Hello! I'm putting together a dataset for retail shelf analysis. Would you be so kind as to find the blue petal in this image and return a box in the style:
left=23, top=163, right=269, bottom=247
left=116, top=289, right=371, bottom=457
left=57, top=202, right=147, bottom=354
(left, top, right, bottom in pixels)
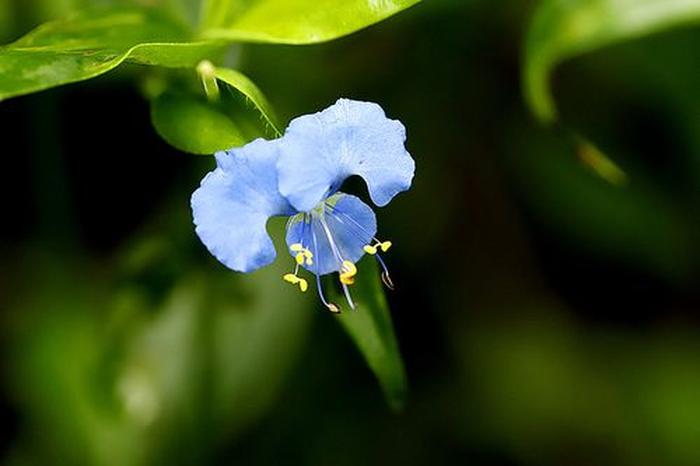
left=285, top=193, right=377, bottom=276
left=191, top=138, right=295, bottom=273
left=277, top=98, right=415, bottom=212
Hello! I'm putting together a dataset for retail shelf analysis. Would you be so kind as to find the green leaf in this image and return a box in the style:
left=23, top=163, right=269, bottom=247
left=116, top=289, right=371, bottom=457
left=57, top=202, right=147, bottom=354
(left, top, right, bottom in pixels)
left=156, top=0, right=202, bottom=29
left=0, top=7, right=224, bottom=100
left=151, top=91, right=246, bottom=155
left=214, top=66, right=282, bottom=136
left=209, top=248, right=312, bottom=436
left=6, top=218, right=313, bottom=464
left=523, top=0, right=700, bottom=123
left=202, top=0, right=422, bottom=44
left=151, top=66, right=280, bottom=154
left=151, top=64, right=282, bottom=154
left=334, top=259, right=408, bottom=411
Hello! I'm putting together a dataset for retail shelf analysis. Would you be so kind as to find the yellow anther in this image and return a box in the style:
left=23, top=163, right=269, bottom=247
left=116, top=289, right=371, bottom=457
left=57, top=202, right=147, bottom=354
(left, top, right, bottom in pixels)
left=339, top=260, right=357, bottom=285
left=364, top=240, right=392, bottom=254
left=340, top=275, right=355, bottom=285
left=298, top=278, right=308, bottom=292
left=341, top=260, right=357, bottom=274
left=283, top=273, right=308, bottom=292
left=291, top=244, right=314, bottom=266
left=302, top=249, right=313, bottom=265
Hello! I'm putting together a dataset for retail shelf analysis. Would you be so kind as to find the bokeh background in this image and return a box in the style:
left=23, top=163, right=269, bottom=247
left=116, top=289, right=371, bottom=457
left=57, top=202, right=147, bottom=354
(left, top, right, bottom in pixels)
left=2, top=0, right=700, bottom=465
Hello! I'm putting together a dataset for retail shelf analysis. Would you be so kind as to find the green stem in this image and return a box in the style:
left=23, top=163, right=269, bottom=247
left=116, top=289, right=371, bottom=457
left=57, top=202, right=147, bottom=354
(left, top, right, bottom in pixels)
left=197, top=60, right=221, bottom=101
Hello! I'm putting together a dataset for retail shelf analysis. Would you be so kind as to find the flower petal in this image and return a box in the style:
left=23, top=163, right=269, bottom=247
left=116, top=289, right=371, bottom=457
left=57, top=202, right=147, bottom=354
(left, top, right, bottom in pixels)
left=191, top=138, right=294, bottom=273
left=286, top=193, right=377, bottom=276
left=277, top=98, right=415, bottom=212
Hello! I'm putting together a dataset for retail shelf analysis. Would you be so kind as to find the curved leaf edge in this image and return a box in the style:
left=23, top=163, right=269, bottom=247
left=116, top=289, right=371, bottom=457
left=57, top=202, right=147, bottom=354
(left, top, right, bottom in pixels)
left=213, top=66, right=282, bottom=136
left=199, top=0, right=423, bottom=45
left=0, top=40, right=226, bottom=101
left=523, top=0, right=700, bottom=124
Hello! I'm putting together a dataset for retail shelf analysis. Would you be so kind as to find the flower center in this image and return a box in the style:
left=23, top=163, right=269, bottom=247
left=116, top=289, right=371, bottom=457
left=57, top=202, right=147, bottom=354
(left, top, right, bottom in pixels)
left=281, top=197, right=395, bottom=312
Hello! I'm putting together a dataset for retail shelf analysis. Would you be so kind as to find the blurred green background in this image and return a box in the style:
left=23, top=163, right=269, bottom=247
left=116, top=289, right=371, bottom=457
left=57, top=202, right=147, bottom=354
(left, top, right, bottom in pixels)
left=2, top=0, right=700, bottom=465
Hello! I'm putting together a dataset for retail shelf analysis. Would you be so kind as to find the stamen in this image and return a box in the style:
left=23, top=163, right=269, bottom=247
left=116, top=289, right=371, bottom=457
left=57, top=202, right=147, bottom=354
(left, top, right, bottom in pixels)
left=325, top=203, right=392, bottom=256
left=282, top=264, right=308, bottom=293
left=363, top=240, right=391, bottom=254
left=289, top=241, right=314, bottom=266
left=340, top=260, right=357, bottom=285
left=299, top=279, right=308, bottom=292
left=300, top=217, right=314, bottom=266
left=381, top=271, right=395, bottom=290
left=374, top=249, right=395, bottom=291
left=311, top=226, right=341, bottom=313
left=363, top=244, right=378, bottom=255
left=325, top=203, right=396, bottom=291
left=340, top=280, right=356, bottom=309
left=326, top=301, right=340, bottom=313
left=318, top=214, right=356, bottom=310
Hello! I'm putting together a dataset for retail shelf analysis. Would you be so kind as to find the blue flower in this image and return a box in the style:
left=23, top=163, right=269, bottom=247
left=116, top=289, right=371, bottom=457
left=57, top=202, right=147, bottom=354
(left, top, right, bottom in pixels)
left=191, top=99, right=415, bottom=312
